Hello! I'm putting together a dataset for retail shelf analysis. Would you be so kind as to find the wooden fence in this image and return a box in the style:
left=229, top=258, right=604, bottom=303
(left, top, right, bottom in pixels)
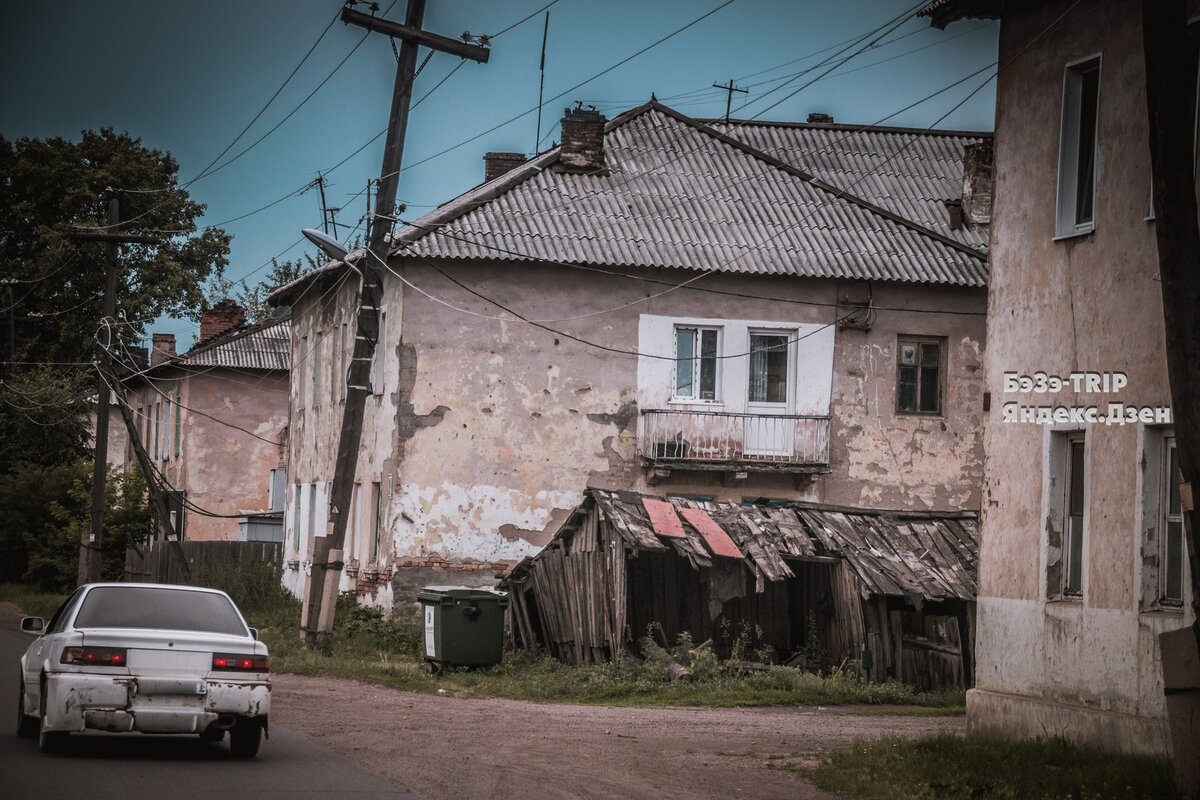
left=124, top=540, right=282, bottom=585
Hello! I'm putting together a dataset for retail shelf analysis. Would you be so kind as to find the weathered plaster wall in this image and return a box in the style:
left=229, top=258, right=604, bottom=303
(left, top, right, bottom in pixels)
left=281, top=250, right=985, bottom=613
left=970, top=0, right=1193, bottom=754
left=133, top=368, right=287, bottom=542
left=821, top=282, right=986, bottom=511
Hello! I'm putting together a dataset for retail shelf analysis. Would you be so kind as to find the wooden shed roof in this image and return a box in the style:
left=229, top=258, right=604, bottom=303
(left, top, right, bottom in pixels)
left=510, top=489, right=978, bottom=604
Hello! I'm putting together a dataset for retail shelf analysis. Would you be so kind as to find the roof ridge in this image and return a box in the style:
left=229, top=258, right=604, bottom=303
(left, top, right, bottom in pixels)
left=648, top=101, right=985, bottom=261
left=387, top=100, right=661, bottom=256
left=185, top=313, right=289, bottom=358
left=707, top=117, right=993, bottom=139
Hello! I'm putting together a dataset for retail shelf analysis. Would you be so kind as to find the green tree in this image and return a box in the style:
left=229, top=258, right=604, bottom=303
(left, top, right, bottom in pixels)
left=0, top=364, right=93, bottom=470
left=0, top=459, right=152, bottom=590
left=0, top=128, right=230, bottom=367
left=205, top=252, right=315, bottom=324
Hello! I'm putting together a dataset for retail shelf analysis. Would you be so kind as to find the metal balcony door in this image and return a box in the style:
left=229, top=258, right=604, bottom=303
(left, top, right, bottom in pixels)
left=745, top=333, right=791, bottom=457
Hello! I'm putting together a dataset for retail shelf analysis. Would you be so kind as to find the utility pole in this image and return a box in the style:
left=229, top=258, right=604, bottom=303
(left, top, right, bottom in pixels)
left=712, top=79, right=747, bottom=124
left=534, top=11, right=550, bottom=153
left=301, top=0, right=489, bottom=643
left=68, top=197, right=160, bottom=586
left=1, top=278, right=14, bottom=379
left=99, top=356, right=191, bottom=579
left=304, top=173, right=342, bottom=238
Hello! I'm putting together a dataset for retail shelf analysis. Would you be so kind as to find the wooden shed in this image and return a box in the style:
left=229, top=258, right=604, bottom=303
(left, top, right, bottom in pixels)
left=502, top=489, right=979, bottom=690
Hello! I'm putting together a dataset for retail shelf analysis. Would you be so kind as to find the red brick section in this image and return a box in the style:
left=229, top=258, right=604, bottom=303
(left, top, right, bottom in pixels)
left=355, top=557, right=514, bottom=594
left=150, top=333, right=176, bottom=366
left=559, top=107, right=606, bottom=172
left=483, top=151, right=526, bottom=183
left=199, top=299, right=246, bottom=342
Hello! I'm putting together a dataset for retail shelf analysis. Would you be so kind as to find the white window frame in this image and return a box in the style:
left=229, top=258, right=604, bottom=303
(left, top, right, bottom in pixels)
left=372, top=308, right=387, bottom=397
left=313, top=330, right=323, bottom=408
left=370, top=480, right=383, bottom=562
left=268, top=468, right=286, bottom=513
left=173, top=393, right=182, bottom=458
left=292, top=486, right=302, bottom=552
left=298, top=335, right=308, bottom=410
left=747, top=329, right=794, bottom=409
left=1160, top=435, right=1185, bottom=605
left=671, top=326, right=721, bottom=403
left=1045, top=428, right=1089, bottom=602
left=1055, top=53, right=1102, bottom=239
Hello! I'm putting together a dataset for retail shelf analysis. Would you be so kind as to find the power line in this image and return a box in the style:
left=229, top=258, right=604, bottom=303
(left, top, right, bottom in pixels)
left=490, top=0, right=562, bottom=39
left=362, top=0, right=739, bottom=193
left=395, top=246, right=850, bottom=362
left=80, top=2, right=400, bottom=233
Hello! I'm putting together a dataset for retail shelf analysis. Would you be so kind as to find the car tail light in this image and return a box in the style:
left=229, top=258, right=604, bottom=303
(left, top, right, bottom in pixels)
left=211, top=653, right=269, bottom=673
left=61, top=646, right=127, bottom=666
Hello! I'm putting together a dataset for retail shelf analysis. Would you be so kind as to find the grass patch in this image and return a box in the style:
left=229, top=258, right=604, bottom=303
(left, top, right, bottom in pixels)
left=257, top=596, right=964, bottom=709
left=809, top=733, right=1175, bottom=800
left=0, top=581, right=964, bottom=711
left=0, top=584, right=67, bottom=619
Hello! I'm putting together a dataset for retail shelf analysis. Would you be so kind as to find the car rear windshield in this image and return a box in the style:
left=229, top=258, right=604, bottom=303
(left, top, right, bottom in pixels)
left=73, top=587, right=248, bottom=636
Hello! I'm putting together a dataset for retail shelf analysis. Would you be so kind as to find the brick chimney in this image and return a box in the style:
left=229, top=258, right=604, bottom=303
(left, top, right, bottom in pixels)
left=150, top=333, right=176, bottom=366
left=961, top=141, right=994, bottom=226
left=200, top=299, right=246, bottom=342
left=807, top=112, right=834, bottom=124
left=560, top=106, right=607, bottom=172
left=484, top=151, right=526, bottom=182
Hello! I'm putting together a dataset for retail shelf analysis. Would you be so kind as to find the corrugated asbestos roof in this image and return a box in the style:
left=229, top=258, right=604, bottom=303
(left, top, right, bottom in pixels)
left=175, top=316, right=291, bottom=371
left=515, top=489, right=978, bottom=603
left=390, top=102, right=987, bottom=287
left=711, top=120, right=990, bottom=252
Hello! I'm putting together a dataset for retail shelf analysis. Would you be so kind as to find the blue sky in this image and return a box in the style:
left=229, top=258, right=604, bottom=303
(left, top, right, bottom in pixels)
left=1, top=0, right=997, bottom=346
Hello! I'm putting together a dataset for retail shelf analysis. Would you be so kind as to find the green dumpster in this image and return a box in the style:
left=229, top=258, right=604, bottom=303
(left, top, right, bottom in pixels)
left=417, top=586, right=508, bottom=668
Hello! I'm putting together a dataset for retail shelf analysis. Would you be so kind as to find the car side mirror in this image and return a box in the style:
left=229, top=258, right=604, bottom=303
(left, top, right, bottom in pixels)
left=20, top=617, right=44, bottom=635
left=249, top=627, right=259, bottom=640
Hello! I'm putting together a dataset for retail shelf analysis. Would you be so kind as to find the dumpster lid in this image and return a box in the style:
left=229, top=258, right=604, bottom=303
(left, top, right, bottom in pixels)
left=417, top=585, right=507, bottom=601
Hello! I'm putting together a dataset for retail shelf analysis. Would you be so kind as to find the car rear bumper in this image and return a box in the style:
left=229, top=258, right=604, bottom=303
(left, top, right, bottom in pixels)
left=42, top=672, right=270, bottom=734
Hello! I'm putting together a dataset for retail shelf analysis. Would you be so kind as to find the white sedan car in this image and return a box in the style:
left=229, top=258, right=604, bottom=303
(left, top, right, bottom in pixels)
left=16, top=582, right=270, bottom=757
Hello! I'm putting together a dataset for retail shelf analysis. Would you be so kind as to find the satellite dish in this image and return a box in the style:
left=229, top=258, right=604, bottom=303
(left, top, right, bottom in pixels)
left=301, top=228, right=348, bottom=262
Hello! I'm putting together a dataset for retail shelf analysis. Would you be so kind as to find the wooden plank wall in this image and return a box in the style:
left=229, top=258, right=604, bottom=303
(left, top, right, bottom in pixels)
left=123, top=540, right=282, bottom=585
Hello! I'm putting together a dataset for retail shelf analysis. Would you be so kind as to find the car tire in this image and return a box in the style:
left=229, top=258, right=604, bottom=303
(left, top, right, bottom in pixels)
left=37, top=682, right=67, bottom=755
left=199, top=725, right=225, bottom=742
left=229, top=718, right=261, bottom=759
left=16, top=676, right=38, bottom=739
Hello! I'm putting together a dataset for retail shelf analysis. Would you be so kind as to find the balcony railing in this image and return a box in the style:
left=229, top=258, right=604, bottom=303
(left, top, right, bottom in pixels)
left=638, top=408, right=831, bottom=470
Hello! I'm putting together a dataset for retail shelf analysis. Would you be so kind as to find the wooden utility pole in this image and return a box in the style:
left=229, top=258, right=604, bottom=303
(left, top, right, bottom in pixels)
left=301, top=0, right=489, bottom=642
left=69, top=197, right=159, bottom=586
left=712, top=79, right=747, bottom=123
left=98, top=357, right=190, bottom=579
left=304, top=172, right=341, bottom=238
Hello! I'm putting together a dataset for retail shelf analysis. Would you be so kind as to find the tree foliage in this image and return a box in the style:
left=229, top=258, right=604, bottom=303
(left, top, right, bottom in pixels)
left=0, top=364, right=93, bottom=470
left=0, top=128, right=230, bottom=366
left=0, top=129, right=222, bottom=587
left=0, top=459, right=151, bottom=590
left=205, top=252, right=315, bottom=324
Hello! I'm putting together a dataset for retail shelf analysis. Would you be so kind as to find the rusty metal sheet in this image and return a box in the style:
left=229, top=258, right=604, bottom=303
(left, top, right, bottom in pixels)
left=679, top=507, right=743, bottom=559
left=641, top=497, right=686, bottom=539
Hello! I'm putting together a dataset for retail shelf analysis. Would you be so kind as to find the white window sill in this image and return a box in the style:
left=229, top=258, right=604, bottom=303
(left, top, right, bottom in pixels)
left=1139, top=604, right=1186, bottom=616
left=668, top=399, right=723, bottom=407
left=1052, top=225, right=1095, bottom=242
left=1046, top=595, right=1084, bottom=605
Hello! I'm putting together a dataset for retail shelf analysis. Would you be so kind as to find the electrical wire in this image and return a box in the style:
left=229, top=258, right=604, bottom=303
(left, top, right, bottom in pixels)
left=79, top=2, right=400, bottom=232
left=489, top=0, right=562, bottom=39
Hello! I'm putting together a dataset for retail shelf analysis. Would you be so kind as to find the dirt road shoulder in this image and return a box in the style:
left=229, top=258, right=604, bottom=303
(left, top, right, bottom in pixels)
left=272, top=673, right=964, bottom=800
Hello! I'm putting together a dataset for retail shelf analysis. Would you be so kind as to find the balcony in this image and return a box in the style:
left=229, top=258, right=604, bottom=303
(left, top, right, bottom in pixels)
left=638, top=408, right=831, bottom=480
